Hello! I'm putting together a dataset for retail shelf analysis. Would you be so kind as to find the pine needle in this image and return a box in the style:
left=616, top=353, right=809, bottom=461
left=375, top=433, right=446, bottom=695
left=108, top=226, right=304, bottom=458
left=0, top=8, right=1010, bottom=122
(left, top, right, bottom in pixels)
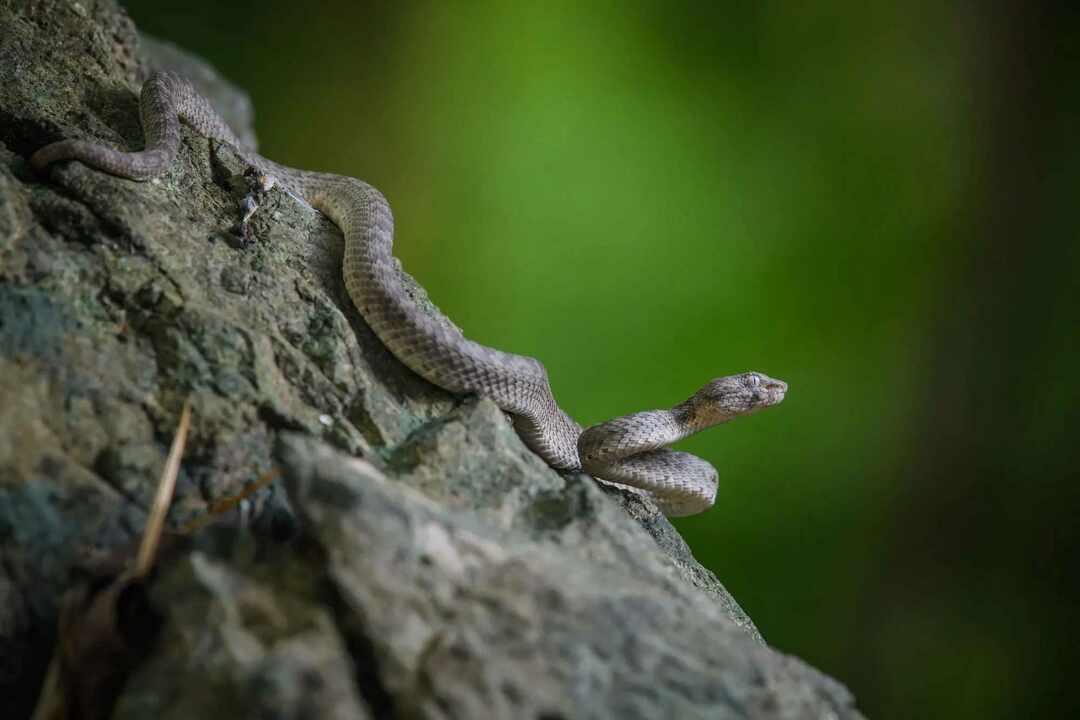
left=134, top=399, right=191, bottom=577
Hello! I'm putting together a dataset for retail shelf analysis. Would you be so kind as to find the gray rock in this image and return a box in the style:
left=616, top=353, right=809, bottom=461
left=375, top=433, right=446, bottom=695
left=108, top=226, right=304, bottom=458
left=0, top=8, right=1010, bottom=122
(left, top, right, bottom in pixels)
left=0, top=1, right=863, bottom=717
left=113, top=532, right=373, bottom=720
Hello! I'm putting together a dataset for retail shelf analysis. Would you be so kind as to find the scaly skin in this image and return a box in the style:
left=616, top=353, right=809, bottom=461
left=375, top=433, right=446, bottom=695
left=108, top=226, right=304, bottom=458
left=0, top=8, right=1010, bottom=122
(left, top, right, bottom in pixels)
left=32, top=71, right=787, bottom=516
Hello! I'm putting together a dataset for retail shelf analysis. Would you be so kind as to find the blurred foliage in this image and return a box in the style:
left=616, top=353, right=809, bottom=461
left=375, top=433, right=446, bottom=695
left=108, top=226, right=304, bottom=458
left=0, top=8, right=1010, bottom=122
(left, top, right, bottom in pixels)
left=122, top=1, right=1078, bottom=717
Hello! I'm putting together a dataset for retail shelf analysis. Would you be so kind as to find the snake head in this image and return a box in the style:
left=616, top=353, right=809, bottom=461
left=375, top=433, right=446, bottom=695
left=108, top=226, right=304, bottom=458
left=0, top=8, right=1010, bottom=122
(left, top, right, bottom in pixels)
left=688, top=371, right=788, bottom=425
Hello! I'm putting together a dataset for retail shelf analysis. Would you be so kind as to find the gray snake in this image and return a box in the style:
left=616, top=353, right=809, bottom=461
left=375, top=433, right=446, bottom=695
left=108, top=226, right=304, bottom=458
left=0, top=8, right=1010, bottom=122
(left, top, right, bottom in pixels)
left=32, top=71, right=787, bottom=517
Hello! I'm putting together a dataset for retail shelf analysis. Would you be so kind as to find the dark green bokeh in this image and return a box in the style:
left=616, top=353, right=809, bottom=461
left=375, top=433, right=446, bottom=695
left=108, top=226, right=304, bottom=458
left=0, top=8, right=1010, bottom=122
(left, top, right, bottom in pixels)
left=121, top=2, right=1078, bottom=717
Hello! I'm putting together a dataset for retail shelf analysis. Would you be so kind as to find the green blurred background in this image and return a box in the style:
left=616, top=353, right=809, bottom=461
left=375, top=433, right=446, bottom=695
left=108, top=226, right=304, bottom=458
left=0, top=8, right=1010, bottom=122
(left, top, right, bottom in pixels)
left=121, top=1, right=1078, bottom=717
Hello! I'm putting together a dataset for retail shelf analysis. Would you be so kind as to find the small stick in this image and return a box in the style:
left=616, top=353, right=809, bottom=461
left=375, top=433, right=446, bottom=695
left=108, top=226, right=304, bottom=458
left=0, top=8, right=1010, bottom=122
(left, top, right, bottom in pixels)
left=134, top=399, right=191, bottom=577
left=177, top=466, right=281, bottom=535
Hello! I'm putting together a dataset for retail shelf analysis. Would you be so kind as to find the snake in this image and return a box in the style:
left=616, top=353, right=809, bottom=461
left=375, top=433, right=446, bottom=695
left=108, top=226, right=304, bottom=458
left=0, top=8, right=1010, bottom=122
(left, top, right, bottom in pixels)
left=31, top=71, right=787, bottom=517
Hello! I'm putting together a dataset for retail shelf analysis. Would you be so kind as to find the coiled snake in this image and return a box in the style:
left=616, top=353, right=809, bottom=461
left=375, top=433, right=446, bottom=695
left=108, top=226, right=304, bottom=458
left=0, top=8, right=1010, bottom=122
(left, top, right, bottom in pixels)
left=32, top=71, right=787, bottom=517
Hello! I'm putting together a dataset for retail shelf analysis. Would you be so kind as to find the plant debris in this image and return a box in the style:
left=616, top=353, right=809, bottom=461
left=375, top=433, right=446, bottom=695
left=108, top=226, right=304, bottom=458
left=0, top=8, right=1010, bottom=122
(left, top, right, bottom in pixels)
left=31, top=401, right=191, bottom=720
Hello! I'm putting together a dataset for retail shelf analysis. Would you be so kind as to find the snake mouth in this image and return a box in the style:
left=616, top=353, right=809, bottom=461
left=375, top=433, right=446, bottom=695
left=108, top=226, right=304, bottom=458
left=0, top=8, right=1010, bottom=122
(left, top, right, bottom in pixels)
left=762, top=378, right=788, bottom=405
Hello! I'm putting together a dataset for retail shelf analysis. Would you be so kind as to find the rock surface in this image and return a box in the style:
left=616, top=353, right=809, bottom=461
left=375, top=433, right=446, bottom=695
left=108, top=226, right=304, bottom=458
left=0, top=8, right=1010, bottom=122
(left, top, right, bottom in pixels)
left=0, top=1, right=863, bottom=717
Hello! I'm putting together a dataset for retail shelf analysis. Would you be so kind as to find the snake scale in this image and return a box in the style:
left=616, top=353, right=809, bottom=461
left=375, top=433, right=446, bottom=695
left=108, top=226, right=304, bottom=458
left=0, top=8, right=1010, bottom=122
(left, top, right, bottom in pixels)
left=32, top=71, right=787, bottom=516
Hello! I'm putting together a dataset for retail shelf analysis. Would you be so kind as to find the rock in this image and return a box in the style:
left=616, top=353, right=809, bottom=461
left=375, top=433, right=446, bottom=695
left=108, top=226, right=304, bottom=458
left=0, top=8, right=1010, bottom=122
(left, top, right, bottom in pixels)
left=0, top=1, right=864, bottom=717
left=112, top=529, right=373, bottom=720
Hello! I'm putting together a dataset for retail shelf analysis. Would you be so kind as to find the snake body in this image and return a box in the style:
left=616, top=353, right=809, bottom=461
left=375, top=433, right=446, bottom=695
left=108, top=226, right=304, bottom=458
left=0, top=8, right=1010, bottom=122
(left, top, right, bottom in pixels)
left=32, top=71, right=786, bottom=516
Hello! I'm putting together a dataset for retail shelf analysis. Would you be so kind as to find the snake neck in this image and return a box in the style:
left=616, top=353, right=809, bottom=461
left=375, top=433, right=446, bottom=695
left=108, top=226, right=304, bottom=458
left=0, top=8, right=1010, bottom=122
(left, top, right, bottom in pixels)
left=671, top=401, right=737, bottom=438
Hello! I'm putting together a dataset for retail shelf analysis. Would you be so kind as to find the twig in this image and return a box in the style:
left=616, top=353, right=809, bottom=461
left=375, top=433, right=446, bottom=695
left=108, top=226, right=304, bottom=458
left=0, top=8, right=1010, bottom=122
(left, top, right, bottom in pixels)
left=177, top=466, right=282, bottom=535
left=134, top=399, right=191, bottom=577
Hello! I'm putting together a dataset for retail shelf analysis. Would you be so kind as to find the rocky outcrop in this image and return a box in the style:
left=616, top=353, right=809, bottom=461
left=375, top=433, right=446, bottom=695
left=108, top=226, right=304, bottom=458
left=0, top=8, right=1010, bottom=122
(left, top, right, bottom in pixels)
left=0, top=1, right=862, bottom=717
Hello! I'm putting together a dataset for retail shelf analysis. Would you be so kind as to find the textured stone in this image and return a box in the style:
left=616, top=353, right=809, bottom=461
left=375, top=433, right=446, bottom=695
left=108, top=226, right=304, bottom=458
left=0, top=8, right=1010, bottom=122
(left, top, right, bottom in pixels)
left=0, top=1, right=863, bottom=717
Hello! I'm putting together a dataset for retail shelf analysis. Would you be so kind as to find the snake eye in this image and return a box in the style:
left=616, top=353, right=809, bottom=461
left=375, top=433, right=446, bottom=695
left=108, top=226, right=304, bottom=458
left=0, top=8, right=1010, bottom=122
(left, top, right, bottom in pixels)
left=747, top=373, right=761, bottom=388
